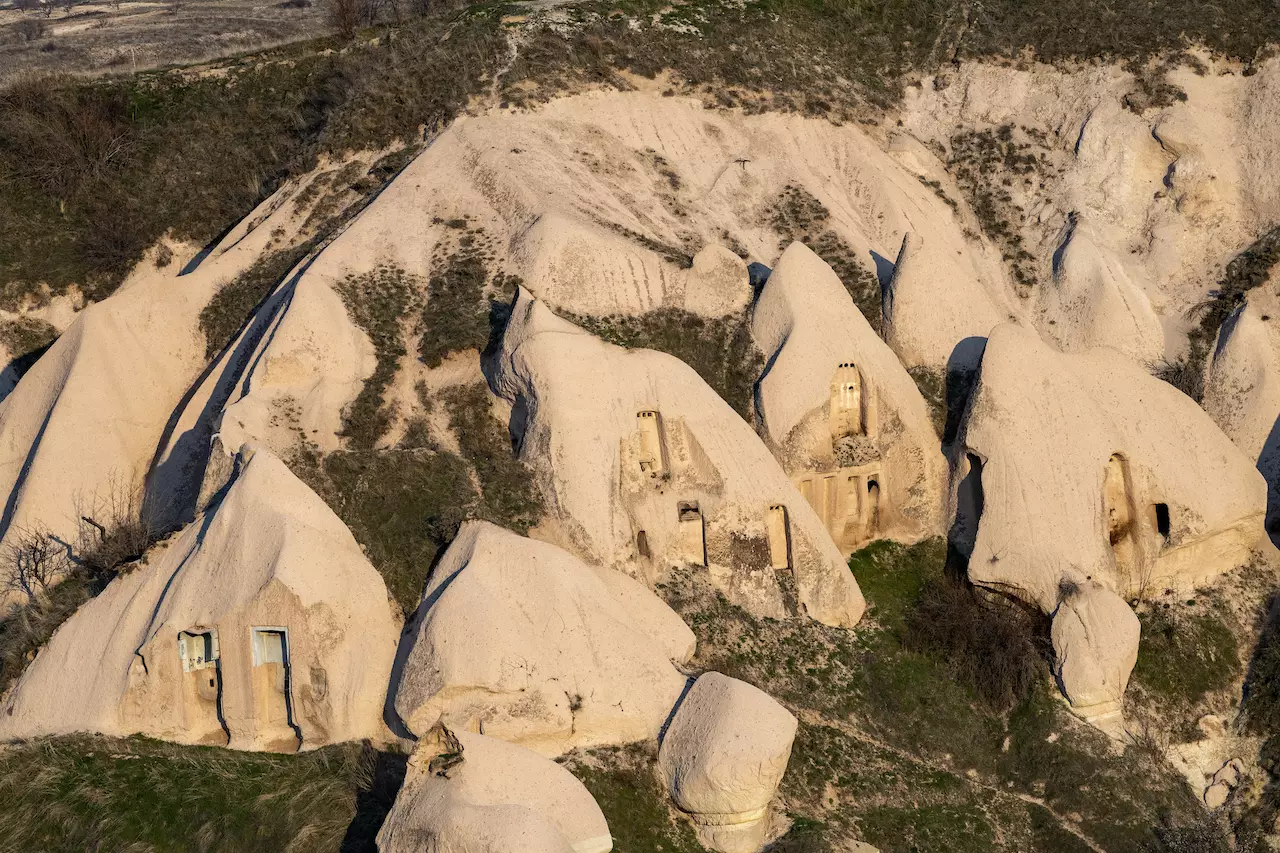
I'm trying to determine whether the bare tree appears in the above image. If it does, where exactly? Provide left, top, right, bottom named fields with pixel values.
left=328, top=0, right=359, bottom=39
left=2, top=526, right=68, bottom=606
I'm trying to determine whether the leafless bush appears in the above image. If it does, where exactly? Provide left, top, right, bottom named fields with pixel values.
left=328, top=0, right=360, bottom=39
left=74, top=482, right=155, bottom=584
left=12, top=18, right=45, bottom=43
left=905, top=576, right=1050, bottom=710
left=1, top=525, right=67, bottom=605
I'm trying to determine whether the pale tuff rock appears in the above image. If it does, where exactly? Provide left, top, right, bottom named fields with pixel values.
left=752, top=242, right=946, bottom=551
left=279, top=90, right=1005, bottom=325
left=0, top=175, right=315, bottom=579
left=683, top=245, right=753, bottom=317
left=902, top=57, right=1280, bottom=347
left=659, top=672, right=798, bottom=853
left=0, top=445, right=400, bottom=752
left=1204, top=287, right=1280, bottom=539
left=377, top=725, right=613, bottom=853
left=882, top=231, right=1013, bottom=374
left=1170, top=728, right=1262, bottom=813
left=1038, top=216, right=1164, bottom=364
left=487, top=288, right=866, bottom=628
left=1050, top=583, right=1140, bottom=729
left=954, top=324, right=1265, bottom=722
left=393, top=520, right=692, bottom=755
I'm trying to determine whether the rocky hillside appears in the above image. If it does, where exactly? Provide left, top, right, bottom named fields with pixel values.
left=0, top=2, right=1279, bottom=852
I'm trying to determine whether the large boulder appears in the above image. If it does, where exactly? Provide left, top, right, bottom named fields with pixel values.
left=659, top=673, right=797, bottom=853
left=1204, top=287, right=1280, bottom=540
left=378, top=725, right=613, bottom=853
left=953, top=324, right=1265, bottom=723
left=1050, top=583, right=1141, bottom=730
left=393, top=521, right=692, bottom=755
left=752, top=242, right=946, bottom=551
left=487, top=288, right=866, bottom=628
left=0, top=444, right=400, bottom=752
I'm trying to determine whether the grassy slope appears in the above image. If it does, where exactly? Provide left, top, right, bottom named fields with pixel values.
left=0, top=736, right=405, bottom=853
left=2, top=0, right=1278, bottom=305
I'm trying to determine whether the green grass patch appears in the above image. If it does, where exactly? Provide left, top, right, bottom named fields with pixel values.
left=660, top=538, right=1209, bottom=852
left=859, top=804, right=995, bottom=853
left=562, top=745, right=704, bottom=853
left=1132, top=603, right=1241, bottom=707
left=0, top=735, right=404, bottom=853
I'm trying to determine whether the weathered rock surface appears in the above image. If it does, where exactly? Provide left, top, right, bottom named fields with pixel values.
left=487, top=287, right=866, bottom=628
left=1205, top=287, right=1280, bottom=541
left=953, top=324, right=1265, bottom=722
left=1037, top=216, right=1164, bottom=364
left=377, top=725, right=613, bottom=853
left=0, top=180, right=312, bottom=576
left=0, top=444, right=400, bottom=751
left=1050, top=583, right=1140, bottom=728
left=393, top=520, right=692, bottom=755
left=753, top=242, right=946, bottom=551
left=659, top=672, right=797, bottom=853
left=902, top=58, right=1280, bottom=358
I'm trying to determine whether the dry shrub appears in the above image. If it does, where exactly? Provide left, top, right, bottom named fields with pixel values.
left=905, top=575, right=1049, bottom=710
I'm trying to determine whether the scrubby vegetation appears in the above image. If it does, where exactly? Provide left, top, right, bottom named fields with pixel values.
left=948, top=125, right=1048, bottom=293
left=336, top=264, right=423, bottom=448
left=289, top=442, right=474, bottom=615
left=0, top=735, right=404, bottom=853
left=441, top=381, right=543, bottom=534
left=3, top=0, right=1273, bottom=312
left=418, top=226, right=505, bottom=368
left=567, top=307, right=764, bottom=419
left=658, top=539, right=1209, bottom=852
left=0, top=491, right=158, bottom=695
left=770, top=184, right=883, bottom=331
left=0, top=315, right=57, bottom=378
left=561, top=744, right=704, bottom=853
left=200, top=243, right=313, bottom=360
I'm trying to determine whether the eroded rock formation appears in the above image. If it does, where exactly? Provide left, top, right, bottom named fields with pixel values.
left=486, top=287, right=866, bottom=628
left=0, top=444, right=400, bottom=751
